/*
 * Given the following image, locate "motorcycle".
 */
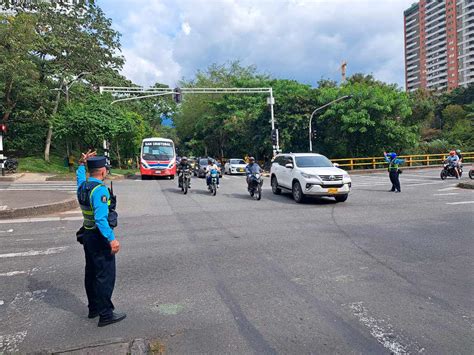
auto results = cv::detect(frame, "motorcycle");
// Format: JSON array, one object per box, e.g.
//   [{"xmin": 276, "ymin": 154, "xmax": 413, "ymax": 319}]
[
  {"xmin": 4, "ymin": 158, "xmax": 18, "ymax": 174},
  {"xmin": 469, "ymin": 169, "xmax": 473, "ymax": 180},
  {"xmin": 440, "ymin": 163, "xmax": 462, "ymax": 180},
  {"xmin": 248, "ymin": 173, "xmax": 263, "ymax": 200},
  {"xmin": 208, "ymin": 169, "xmax": 218, "ymax": 196},
  {"xmin": 179, "ymin": 168, "xmax": 192, "ymax": 194}
]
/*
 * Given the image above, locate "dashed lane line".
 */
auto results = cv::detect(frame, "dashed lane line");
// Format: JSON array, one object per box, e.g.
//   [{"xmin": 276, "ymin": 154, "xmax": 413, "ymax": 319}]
[
  {"xmin": 0, "ymin": 216, "xmax": 82, "ymax": 224},
  {"xmin": 0, "ymin": 246, "xmax": 68, "ymax": 258},
  {"xmin": 433, "ymin": 193, "xmax": 460, "ymax": 196},
  {"xmin": 446, "ymin": 201, "xmax": 474, "ymax": 205}
]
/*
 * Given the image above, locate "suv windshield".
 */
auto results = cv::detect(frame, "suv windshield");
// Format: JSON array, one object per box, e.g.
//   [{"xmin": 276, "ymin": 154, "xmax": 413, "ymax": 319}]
[
  {"xmin": 230, "ymin": 159, "xmax": 245, "ymax": 164},
  {"xmin": 199, "ymin": 159, "xmax": 208, "ymax": 166},
  {"xmin": 295, "ymin": 156, "xmax": 333, "ymax": 168}
]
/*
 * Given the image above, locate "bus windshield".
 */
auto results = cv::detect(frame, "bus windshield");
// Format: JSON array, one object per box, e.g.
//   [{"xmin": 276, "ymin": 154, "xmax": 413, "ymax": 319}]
[{"xmin": 142, "ymin": 141, "xmax": 174, "ymax": 161}]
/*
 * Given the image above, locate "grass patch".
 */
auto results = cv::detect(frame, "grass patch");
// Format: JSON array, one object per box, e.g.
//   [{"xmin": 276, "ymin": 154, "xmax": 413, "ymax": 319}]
[{"xmin": 18, "ymin": 156, "xmax": 69, "ymax": 174}]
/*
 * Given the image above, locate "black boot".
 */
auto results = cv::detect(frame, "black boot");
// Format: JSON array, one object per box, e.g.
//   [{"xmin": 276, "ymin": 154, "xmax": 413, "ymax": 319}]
[{"xmin": 98, "ymin": 312, "xmax": 127, "ymax": 327}]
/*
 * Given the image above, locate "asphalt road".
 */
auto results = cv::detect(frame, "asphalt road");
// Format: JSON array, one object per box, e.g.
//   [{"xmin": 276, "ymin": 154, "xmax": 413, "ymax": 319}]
[{"xmin": 0, "ymin": 169, "xmax": 473, "ymax": 354}]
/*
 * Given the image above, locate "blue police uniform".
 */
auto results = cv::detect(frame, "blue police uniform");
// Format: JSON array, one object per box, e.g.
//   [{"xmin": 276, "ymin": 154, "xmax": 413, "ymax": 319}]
[{"xmin": 76, "ymin": 157, "xmax": 118, "ymax": 323}]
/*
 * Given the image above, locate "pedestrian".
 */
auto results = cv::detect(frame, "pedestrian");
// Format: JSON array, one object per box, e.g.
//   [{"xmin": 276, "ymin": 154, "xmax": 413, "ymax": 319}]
[
  {"xmin": 384, "ymin": 151, "xmax": 404, "ymax": 193},
  {"xmin": 76, "ymin": 150, "xmax": 126, "ymax": 327},
  {"xmin": 68, "ymin": 154, "xmax": 75, "ymax": 172}
]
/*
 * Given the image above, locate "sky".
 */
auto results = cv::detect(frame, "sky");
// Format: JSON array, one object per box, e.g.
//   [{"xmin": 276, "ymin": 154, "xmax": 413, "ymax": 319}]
[{"xmin": 97, "ymin": 0, "xmax": 416, "ymax": 89}]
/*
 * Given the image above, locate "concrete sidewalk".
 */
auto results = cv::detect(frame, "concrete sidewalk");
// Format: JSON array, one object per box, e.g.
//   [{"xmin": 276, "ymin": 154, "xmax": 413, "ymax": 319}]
[{"xmin": 0, "ymin": 190, "xmax": 77, "ymax": 219}]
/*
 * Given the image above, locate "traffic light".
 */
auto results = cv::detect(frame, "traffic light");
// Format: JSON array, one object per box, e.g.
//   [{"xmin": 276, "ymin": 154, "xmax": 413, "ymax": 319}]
[
  {"xmin": 0, "ymin": 123, "xmax": 6, "ymax": 134},
  {"xmin": 271, "ymin": 129, "xmax": 278, "ymax": 145},
  {"xmin": 312, "ymin": 130, "xmax": 317, "ymax": 139},
  {"xmin": 173, "ymin": 87, "xmax": 182, "ymax": 104}
]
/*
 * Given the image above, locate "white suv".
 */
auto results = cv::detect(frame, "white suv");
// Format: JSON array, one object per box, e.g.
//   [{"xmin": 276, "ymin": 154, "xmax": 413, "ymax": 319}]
[{"xmin": 270, "ymin": 153, "xmax": 351, "ymax": 203}]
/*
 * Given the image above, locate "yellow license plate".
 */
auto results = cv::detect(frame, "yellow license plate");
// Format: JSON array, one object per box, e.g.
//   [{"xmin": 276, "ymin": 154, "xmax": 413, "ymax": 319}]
[{"xmin": 328, "ymin": 188, "xmax": 338, "ymax": 194}]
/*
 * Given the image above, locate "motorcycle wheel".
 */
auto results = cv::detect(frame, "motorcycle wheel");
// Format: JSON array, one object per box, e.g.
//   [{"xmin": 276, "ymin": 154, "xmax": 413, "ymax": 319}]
[
  {"xmin": 212, "ymin": 184, "xmax": 217, "ymax": 196},
  {"xmin": 256, "ymin": 185, "xmax": 262, "ymax": 201},
  {"xmin": 440, "ymin": 170, "xmax": 447, "ymax": 180},
  {"xmin": 183, "ymin": 182, "xmax": 188, "ymax": 194},
  {"xmin": 469, "ymin": 170, "xmax": 474, "ymax": 180}
]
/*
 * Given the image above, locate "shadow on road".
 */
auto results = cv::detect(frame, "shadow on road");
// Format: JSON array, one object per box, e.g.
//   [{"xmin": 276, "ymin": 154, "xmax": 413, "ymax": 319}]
[{"xmin": 28, "ymin": 277, "xmax": 86, "ymax": 317}]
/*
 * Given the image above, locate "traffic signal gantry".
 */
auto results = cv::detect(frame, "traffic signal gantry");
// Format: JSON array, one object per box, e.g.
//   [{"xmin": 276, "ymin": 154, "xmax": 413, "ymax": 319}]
[{"xmin": 99, "ymin": 86, "xmax": 280, "ymax": 156}]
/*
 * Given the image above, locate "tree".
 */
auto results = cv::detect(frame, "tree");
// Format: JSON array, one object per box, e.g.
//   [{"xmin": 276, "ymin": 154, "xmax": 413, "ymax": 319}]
[
  {"xmin": 0, "ymin": 13, "xmax": 41, "ymax": 122},
  {"xmin": 32, "ymin": 2, "xmax": 124, "ymax": 161}
]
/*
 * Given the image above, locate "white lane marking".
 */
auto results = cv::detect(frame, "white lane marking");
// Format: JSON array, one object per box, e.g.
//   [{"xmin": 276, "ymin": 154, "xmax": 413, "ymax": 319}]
[
  {"xmin": 0, "ymin": 331, "xmax": 27, "ymax": 353},
  {"xmin": 0, "ymin": 246, "xmax": 68, "ymax": 258},
  {"xmin": 0, "ymin": 216, "xmax": 82, "ymax": 224},
  {"xmin": 3, "ymin": 188, "xmax": 76, "ymax": 191},
  {"xmin": 404, "ymin": 182, "xmax": 441, "ymax": 187},
  {"xmin": 0, "ymin": 300, "xmax": 3, "ymax": 305},
  {"xmin": 433, "ymin": 193, "xmax": 460, "ymax": 196},
  {"xmin": 348, "ymin": 302, "xmax": 420, "ymax": 354},
  {"xmin": 0, "ymin": 228, "xmax": 14, "ymax": 233},
  {"xmin": 437, "ymin": 186, "xmax": 459, "ymax": 191},
  {"xmin": 446, "ymin": 201, "xmax": 474, "ymax": 205},
  {"xmin": 0, "ymin": 271, "xmax": 27, "ymax": 277},
  {"xmin": 0, "ymin": 205, "xmax": 7, "ymax": 210}
]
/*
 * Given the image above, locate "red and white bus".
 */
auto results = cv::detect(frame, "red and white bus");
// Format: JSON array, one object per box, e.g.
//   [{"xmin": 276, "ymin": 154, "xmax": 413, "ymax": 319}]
[{"xmin": 140, "ymin": 138, "xmax": 177, "ymax": 179}]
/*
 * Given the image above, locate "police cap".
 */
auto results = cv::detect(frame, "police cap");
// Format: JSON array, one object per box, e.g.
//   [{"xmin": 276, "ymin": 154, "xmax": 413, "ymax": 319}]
[{"xmin": 87, "ymin": 156, "xmax": 109, "ymax": 170}]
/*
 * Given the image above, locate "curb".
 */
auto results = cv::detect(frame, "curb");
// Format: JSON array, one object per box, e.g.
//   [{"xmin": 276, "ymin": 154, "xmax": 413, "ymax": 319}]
[
  {"xmin": 0, "ymin": 173, "xmax": 25, "ymax": 182},
  {"xmin": 38, "ymin": 338, "xmax": 151, "ymax": 355},
  {"xmin": 458, "ymin": 181, "xmax": 474, "ymax": 189},
  {"xmin": 0, "ymin": 197, "xmax": 78, "ymax": 219}
]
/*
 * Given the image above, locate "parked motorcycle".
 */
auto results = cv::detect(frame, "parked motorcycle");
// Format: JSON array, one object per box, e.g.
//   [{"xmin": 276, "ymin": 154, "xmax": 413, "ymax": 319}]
[
  {"xmin": 440, "ymin": 163, "xmax": 462, "ymax": 180},
  {"xmin": 179, "ymin": 168, "xmax": 192, "ymax": 194},
  {"xmin": 248, "ymin": 173, "xmax": 263, "ymax": 200},
  {"xmin": 208, "ymin": 169, "xmax": 218, "ymax": 196},
  {"xmin": 4, "ymin": 158, "xmax": 18, "ymax": 174}
]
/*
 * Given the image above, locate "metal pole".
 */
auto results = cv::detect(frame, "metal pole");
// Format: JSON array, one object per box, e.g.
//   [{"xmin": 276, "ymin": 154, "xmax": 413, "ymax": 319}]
[
  {"xmin": 0, "ymin": 133, "xmax": 4, "ymax": 176},
  {"xmin": 308, "ymin": 95, "xmax": 351, "ymax": 152},
  {"xmin": 269, "ymin": 88, "xmax": 278, "ymax": 156},
  {"xmin": 103, "ymin": 139, "xmax": 110, "ymax": 169}
]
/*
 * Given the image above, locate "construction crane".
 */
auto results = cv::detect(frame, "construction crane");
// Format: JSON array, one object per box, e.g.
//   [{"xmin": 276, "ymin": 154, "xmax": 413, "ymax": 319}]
[{"xmin": 341, "ymin": 60, "xmax": 347, "ymax": 83}]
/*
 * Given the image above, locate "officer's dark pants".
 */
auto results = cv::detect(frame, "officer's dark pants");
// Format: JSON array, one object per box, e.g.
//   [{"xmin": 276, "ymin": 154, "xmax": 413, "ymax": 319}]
[
  {"xmin": 389, "ymin": 171, "xmax": 401, "ymax": 192},
  {"xmin": 83, "ymin": 230, "xmax": 115, "ymax": 319}
]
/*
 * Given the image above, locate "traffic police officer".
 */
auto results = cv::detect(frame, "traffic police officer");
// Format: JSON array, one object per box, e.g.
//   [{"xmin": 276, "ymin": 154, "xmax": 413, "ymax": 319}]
[
  {"xmin": 384, "ymin": 151, "xmax": 405, "ymax": 193},
  {"xmin": 76, "ymin": 150, "xmax": 126, "ymax": 327}
]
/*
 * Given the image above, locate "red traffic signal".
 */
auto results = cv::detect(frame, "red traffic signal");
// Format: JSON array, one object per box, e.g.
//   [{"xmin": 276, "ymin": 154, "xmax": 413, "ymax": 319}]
[{"xmin": 0, "ymin": 123, "xmax": 6, "ymax": 133}]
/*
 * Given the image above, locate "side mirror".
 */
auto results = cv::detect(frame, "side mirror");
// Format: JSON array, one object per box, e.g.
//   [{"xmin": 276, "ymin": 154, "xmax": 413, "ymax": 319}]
[
  {"xmin": 285, "ymin": 163, "xmax": 294, "ymax": 169},
  {"xmin": 333, "ymin": 163, "xmax": 340, "ymax": 168}
]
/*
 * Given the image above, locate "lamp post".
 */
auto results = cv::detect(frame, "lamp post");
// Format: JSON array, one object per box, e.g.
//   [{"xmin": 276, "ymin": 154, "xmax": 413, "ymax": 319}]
[{"xmin": 309, "ymin": 95, "xmax": 352, "ymax": 152}]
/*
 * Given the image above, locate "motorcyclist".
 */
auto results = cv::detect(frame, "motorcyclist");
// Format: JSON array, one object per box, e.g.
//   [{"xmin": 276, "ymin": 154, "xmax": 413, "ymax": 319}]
[
  {"xmin": 177, "ymin": 156, "xmax": 192, "ymax": 188},
  {"xmin": 445, "ymin": 150, "xmax": 460, "ymax": 179},
  {"xmin": 456, "ymin": 149, "xmax": 463, "ymax": 174},
  {"xmin": 205, "ymin": 158, "xmax": 220, "ymax": 188},
  {"xmin": 245, "ymin": 157, "xmax": 262, "ymax": 190}
]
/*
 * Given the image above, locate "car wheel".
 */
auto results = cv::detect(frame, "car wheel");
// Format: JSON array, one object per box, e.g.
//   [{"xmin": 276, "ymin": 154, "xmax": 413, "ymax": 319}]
[
  {"xmin": 271, "ymin": 176, "xmax": 281, "ymax": 195},
  {"xmin": 335, "ymin": 194, "xmax": 348, "ymax": 202},
  {"xmin": 292, "ymin": 181, "xmax": 305, "ymax": 203}
]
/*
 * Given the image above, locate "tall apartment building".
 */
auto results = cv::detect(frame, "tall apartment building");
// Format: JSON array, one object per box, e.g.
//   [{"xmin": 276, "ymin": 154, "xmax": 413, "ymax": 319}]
[{"xmin": 404, "ymin": 0, "xmax": 474, "ymax": 92}]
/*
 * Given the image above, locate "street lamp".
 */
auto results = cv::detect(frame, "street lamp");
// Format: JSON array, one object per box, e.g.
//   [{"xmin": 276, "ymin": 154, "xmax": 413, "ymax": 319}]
[{"xmin": 308, "ymin": 95, "xmax": 352, "ymax": 152}]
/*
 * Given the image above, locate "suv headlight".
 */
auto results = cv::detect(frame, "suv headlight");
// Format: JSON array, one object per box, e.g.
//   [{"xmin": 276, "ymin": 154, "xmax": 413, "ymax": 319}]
[
  {"xmin": 343, "ymin": 174, "xmax": 351, "ymax": 180},
  {"xmin": 301, "ymin": 172, "xmax": 320, "ymax": 180}
]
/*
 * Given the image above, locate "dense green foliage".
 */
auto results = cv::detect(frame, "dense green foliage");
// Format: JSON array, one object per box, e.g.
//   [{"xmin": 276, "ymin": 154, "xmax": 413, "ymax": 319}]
[{"xmin": 0, "ymin": 4, "xmax": 472, "ymax": 168}]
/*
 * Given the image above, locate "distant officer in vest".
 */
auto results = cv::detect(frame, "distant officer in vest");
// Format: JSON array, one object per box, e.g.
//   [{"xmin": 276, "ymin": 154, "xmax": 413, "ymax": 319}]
[
  {"xmin": 76, "ymin": 150, "xmax": 126, "ymax": 327},
  {"xmin": 384, "ymin": 151, "xmax": 405, "ymax": 193}
]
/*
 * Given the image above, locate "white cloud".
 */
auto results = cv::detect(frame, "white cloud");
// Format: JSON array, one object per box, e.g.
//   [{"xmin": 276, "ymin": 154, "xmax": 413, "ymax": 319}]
[
  {"xmin": 181, "ymin": 22, "xmax": 191, "ymax": 36},
  {"xmin": 101, "ymin": 0, "xmax": 415, "ymax": 88}
]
